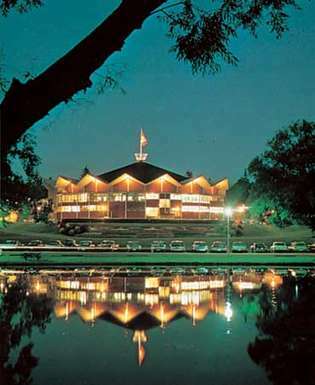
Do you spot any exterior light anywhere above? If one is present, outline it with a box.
[224,207,233,217]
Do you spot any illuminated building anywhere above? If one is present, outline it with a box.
[53,132,228,221]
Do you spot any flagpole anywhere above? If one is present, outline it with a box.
[139,129,143,159]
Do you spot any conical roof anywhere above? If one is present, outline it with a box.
[97,162,187,184]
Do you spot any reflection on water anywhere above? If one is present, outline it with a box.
[0,267,314,385]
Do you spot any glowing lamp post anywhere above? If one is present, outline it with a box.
[224,207,233,253]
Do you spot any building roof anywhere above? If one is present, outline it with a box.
[97,162,188,184]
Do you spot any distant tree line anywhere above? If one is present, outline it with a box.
[227,120,315,230]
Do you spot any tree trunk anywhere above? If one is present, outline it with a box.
[0,0,166,167]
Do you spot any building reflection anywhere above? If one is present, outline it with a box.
[0,268,284,366]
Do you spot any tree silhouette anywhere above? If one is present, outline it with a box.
[0,276,53,385]
[248,120,315,229]
[248,276,315,385]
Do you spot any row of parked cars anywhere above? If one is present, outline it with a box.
[0,239,314,253]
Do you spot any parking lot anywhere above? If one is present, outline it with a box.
[0,238,314,254]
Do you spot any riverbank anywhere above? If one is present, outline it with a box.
[1,251,315,267]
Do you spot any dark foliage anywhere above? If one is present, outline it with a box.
[248,120,315,229]
[248,276,315,385]
[1,133,46,204]
[226,173,251,206]
[163,0,299,74]
[0,0,42,16]
[80,166,91,179]
[0,276,53,385]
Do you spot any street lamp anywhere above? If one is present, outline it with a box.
[224,207,233,253]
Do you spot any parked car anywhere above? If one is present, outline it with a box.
[27,240,44,247]
[288,241,308,252]
[126,241,142,251]
[78,240,96,249]
[210,241,227,253]
[231,241,248,253]
[100,240,119,251]
[151,241,168,252]
[195,267,209,274]
[270,241,288,252]
[62,239,79,247]
[170,240,186,252]
[0,239,21,249]
[169,267,186,275]
[192,241,209,253]
[250,243,267,253]
[45,240,63,248]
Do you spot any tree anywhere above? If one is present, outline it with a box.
[0,276,53,385]
[80,166,91,179]
[226,172,251,206]
[248,120,315,229]
[248,275,315,385]
[1,133,46,204]
[0,0,301,170]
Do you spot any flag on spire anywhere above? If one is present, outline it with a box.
[135,129,148,161]
[140,129,148,147]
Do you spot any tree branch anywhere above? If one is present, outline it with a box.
[150,1,184,16]
[0,0,166,164]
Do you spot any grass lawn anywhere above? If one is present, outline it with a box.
[1,251,315,267]
[0,222,313,248]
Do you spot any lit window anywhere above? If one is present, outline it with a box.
[209,207,224,213]
[159,199,170,208]
[145,193,159,200]
[145,207,159,217]
[59,205,80,212]
[113,193,126,202]
[182,194,200,203]
[182,205,210,213]
[137,194,146,201]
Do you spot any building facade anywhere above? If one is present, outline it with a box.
[54,161,228,221]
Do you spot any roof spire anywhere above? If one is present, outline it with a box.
[135,128,148,162]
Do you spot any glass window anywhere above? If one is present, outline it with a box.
[145,193,159,200]
[145,207,159,217]
[159,199,171,208]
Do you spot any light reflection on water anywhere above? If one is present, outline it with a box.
[0,267,313,385]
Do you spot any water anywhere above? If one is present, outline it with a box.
[0,267,314,385]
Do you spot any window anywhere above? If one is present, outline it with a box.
[112,193,126,202]
[159,199,170,208]
[182,205,210,213]
[93,193,108,202]
[59,205,80,212]
[181,194,200,203]
[145,207,159,218]
[57,193,88,203]
[145,193,159,200]
[209,207,224,213]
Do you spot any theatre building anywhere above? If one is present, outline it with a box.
[54,161,228,221]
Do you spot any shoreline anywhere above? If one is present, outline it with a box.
[1,251,315,267]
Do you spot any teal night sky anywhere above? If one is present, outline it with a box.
[1,0,315,182]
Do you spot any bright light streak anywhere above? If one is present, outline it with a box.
[224,207,233,217]
[224,301,233,322]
